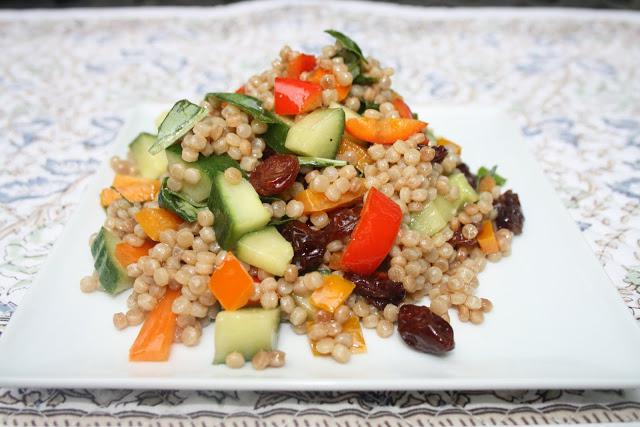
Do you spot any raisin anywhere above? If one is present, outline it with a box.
[432,145,448,163]
[494,190,524,235]
[456,163,477,188]
[325,205,362,241]
[448,231,476,249]
[397,304,454,354]
[343,271,406,310]
[249,154,300,196]
[279,221,327,273]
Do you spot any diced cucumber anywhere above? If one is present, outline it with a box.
[236,227,294,276]
[329,102,360,121]
[208,172,271,249]
[448,173,479,210]
[165,144,241,203]
[129,132,167,179]
[149,100,207,154]
[297,156,347,168]
[284,108,345,159]
[409,199,448,237]
[293,295,318,320]
[90,227,132,294]
[213,308,280,364]
[157,178,206,222]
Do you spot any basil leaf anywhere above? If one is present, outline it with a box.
[158,178,207,222]
[268,217,294,226]
[150,100,207,154]
[412,112,420,120]
[353,74,378,85]
[260,195,282,203]
[262,121,292,154]
[358,100,380,114]
[325,29,367,64]
[205,92,280,124]
[298,157,347,168]
[476,165,507,186]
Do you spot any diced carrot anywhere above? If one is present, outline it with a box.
[134,208,183,241]
[477,220,500,255]
[129,289,180,362]
[294,184,365,214]
[115,240,156,267]
[345,117,427,144]
[392,97,413,119]
[437,137,462,155]
[310,275,355,313]
[309,314,366,356]
[337,135,372,172]
[208,252,253,311]
[287,53,317,79]
[478,176,496,193]
[307,68,350,101]
[100,174,161,207]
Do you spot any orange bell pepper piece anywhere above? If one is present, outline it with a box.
[392,97,413,119]
[437,137,462,155]
[100,174,161,207]
[307,68,350,101]
[337,136,372,172]
[134,208,183,241]
[129,289,180,362]
[287,53,317,79]
[115,240,156,267]
[345,117,427,144]
[294,184,365,214]
[477,220,500,255]
[310,275,355,313]
[208,251,253,311]
[309,314,366,356]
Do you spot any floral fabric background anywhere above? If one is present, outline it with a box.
[0,1,639,425]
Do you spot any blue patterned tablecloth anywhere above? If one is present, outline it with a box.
[0,1,639,425]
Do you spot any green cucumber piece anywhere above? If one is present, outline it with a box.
[329,102,360,121]
[297,156,347,168]
[449,173,479,210]
[149,100,207,154]
[236,227,294,276]
[165,144,241,203]
[213,308,280,364]
[157,178,207,222]
[410,199,447,237]
[90,227,132,294]
[284,108,345,159]
[208,172,271,249]
[129,132,167,179]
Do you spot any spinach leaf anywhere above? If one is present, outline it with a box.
[325,29,367,64]
[158,178,207,222]
[205,92,280,124]
[149,100,207,154]
[476,165,507,186]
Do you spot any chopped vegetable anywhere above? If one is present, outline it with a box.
[477,220,500,255]
[310,275,355,313]
[476,165,507,187]
[392,97,413,119]
[436,137,462,155]
[91,227,133,294]
[129,289,180,362]
[157,178,207,222]
[274,77,323,115]
[337,135,372,172]
[287,53,317,78]
[294,185,365,214]
[149,99,207,154]
[297,156,347,168]
[134,207,183,241]
[114,240,155,267]
[236,227,294,277]
[235,86,245,94]
[284,108,345,158]
[213,308,280,364]
[307,68,351,101]
[341,188,402,275]
[129,133,167,179]
[345,117,427,144]
[100,174,161,207]
[208,251,254,311]
[478,175,496,192]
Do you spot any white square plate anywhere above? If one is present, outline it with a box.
[1,105,639,391]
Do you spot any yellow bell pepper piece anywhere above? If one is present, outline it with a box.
[310,275,355,313]
[437,137,462,155]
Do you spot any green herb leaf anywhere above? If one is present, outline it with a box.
[262,121,292,154]
[357,100,380,114]
[353,74,378,85]
[268,217,294,226]
[260,195,282,203]
[476,165,507,186]
[412,112,420,120]
[297,157,347,168]
[325,29,368,64]
[205,92,281,124]
[150,100,207,154]
[158,178,207,222]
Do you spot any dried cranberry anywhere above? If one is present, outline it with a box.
[448,230,476,249]
[343,271,406,310]
[279,221,327,273]
[398,304,454,354]
[249,154,300,196]
[325,205,362,241]
[432,145,448,163]
[456,163,477,188]
[494,190,524,235]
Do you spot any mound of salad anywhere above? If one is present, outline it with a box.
[82,30,524,369]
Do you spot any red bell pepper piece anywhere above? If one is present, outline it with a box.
[235,85,245,94]
[341,188,402,275]
[287,53,317,79]
[392,97,413,119]
[274,77,323,115]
